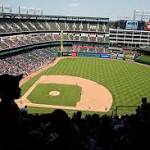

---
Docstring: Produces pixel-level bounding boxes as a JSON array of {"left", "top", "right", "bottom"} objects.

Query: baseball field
[{"left": 20, "top": 57, "right": 150, "bottom": 115}]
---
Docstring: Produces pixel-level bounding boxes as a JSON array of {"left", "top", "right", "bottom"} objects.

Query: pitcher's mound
[{"left": 49, "top": 91, "right": 60, "bottom": 96}]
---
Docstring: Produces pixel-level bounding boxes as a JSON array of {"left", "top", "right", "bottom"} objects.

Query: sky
[{"left": 0, "top": 0, "right": 150, "bottom": 20}]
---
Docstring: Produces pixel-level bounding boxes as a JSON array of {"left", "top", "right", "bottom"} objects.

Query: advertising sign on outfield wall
[
  {"left": 72, "top": 52, "right": 77, "bottom": 57},
  {"left": 62, "top": 52, "right": 72, "bottom": 56},
  {"left": 78, "top": 52, "right": 101, "bottom": 58},
  {"left": 126, "top": 20, "right": 138, "bottom": 30},
  {"left": 100, "top": 53, "right": 111, "bottom": 58}
]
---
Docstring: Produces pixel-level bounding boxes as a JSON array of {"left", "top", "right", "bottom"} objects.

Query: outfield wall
[{"left": 58, "top": 51, "right": 111, "bottom": 58}]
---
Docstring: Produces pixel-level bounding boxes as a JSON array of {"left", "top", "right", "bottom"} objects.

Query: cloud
[{"left": 68, "top": 3, "right": 79, "bottom": 7}]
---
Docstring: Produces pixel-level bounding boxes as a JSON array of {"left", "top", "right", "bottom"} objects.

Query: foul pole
[{"left": 60, "top": 30, "right": 64, "bottom": 52}]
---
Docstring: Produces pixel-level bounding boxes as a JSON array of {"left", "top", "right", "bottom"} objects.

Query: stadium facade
[
  {"left": 109, "top": 28, "right": 150, "bottom": 48},
  {"left": 109, "top": 18, "right": 150, "bottom": 51},
  {"left": 0, "top": 12, "right": 110, "bottom": 57},
  {"left": 0, "top": 10, "right": 150, "bottom": 71}
]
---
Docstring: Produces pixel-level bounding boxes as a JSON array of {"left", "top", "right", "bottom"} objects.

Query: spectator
[
  {"left": 20, "top": 105, "right": 28, "bottom": 116},
  {"left": 0, "top": 74, "right": 23, "bottom": 120},
  {"left": 0, "top": 74, "right": 26, "bottom": 150},
  {"left": 0, "top": 74, "right": 150, "bottom": 150}
]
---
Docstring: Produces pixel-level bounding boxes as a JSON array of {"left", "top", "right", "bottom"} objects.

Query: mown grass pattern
[
  {"left": 27, "top": 83, "right": 81, "bottom": 106},
  {"left": 21, "top": 58, "right": 150, "bottom": 113}
]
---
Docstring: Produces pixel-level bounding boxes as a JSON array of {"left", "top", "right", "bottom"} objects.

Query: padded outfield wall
[{"left": 58, "top": 51, "right": 111, "bottom": 58}]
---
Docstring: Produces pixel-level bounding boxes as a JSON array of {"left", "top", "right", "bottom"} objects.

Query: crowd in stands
[
  {"left": 0, "top": 19, "right": 108, "bottom": 52},
  {"left": 71, "top": 45, "right": 108, "bottom": 53},
  {"left": 0, "top": 73, "right": 150, "bottom": 150},
  {"left": 0, "top": 19, "right": 108, "bottom": 34},
  {"left": 0, "top": 44, "right": 111, "bottom": 77},
  {"left": 0, "top": 33, "right": 107, "bottom": 51},
  {"left": 0, "top": 34, "right": 54, "bottom": 51},
  {"left": 0, "top": 47, "right": 57, "bottom": 76},
  {"left": 58, "top": 45, "right": 108, "bottom": 53}
]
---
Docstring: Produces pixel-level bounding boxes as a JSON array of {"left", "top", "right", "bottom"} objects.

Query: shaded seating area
[{"left": 0, "top": 74, "right": 150, "bottom": 150}]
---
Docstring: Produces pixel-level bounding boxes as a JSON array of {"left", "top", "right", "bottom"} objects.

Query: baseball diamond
[
  {"left": 20, "top": 75, "right": 113, "bottom": 112},
  {"left": 18, "top": 57, "right": 150, "bottom": 113}
]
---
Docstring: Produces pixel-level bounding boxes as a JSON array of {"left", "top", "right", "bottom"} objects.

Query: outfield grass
[
  {"left": 21, "top": 57, "right": 150, "bottom": 114},
  {"left": 27, "top": 83, "right": 81, "bottom": 106}
]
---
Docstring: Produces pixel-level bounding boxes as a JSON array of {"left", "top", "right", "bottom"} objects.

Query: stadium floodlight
[
  {"left": 35, "top": 8, "right": 43, "bottom": 15},
  {"left": 0, "top": 4, "right": 3, "bottom": 13},
  {"left": 0, "top": 4, "right": 12, "bottom": 13},
  {"left": 3, "top": 4, "right": 12, "bottom": 13},
  {"left": 28, "top": 7, "right": 36, "bottom": 15},
  {"left": 133, "top": 10, "right": 150, "bottom": 21},
  {"left": 19, "top": 6, "right": 29, "bottom": 14},
  {"left": 18, "top": 6, "right": 43, "bottom": 15}
]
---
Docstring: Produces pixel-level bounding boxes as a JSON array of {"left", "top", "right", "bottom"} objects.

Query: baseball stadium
[
  {"left": 0, "top": 6, "right": 150, "bottom": 115},
  {"left": 0, "top": 1, "right": 150, "bottom": 149}
]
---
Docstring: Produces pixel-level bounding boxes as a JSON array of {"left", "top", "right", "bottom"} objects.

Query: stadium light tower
[
  {"left": 28, "top": 8, "right": 36, "bottom": 15},
  {"left": 0, "top": 4, "right": 12, "bottom": 13},
  {"left": 0, "top": 4, "right": 3, "bottom": 13},
  {"left": 18, "top": 6, "right": 43, "bottom": 15},
  {"left": 35, "top": 8, "right": 43, "bottom": 15},
  {"left": 18, "top": 6, "right": 28, "bottom": 14},
  {"left": 133, "top": 10, "right": 150, "bottom": 21}
]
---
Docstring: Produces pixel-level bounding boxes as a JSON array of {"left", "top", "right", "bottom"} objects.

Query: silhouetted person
[
  {"left": 0, "top": 74, "right": 24, "bottom": 150},
  {"left": 20, "top": 105, "right": 28, "bottom": 116},
  {"left": 141, "top": 97, "right": 147, "bottom": 107},
  {"left": 49, "top": 109, "right": 82, "bottom": 150},
  {"left": 139, "top": 97, "right": 150, "bottom": 121},
  {"left": 0, "top": 74, "right": 23, "bottom": 120}
]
